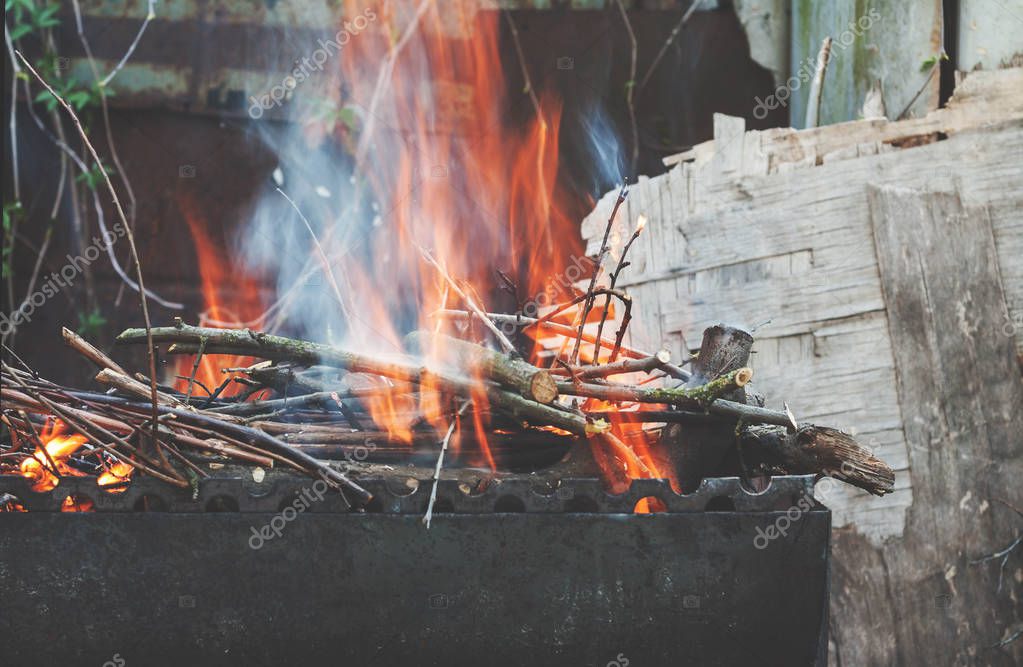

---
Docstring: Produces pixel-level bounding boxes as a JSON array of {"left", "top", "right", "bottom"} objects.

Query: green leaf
[
  {"left": 76, "top": 308, "right": 108, "bottom": 339},
  {"left": 9, "top": 23, "right": 33, "bottom": 40},
  {"left": 67, "top": 90, "right": 90, "bottom": 109}
]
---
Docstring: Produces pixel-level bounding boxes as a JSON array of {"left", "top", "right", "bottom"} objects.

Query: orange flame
[
  {"left": 20, "top": 420, "right": 88, "bottom": 492},
  {"left": 175, "top": 5, "right": 668, "bottom": 493},
  {"left": 322, "top": 3, "right": 580, "bottom": 465},
  {"left": 97, "top": 460, "right": 134, "bottom": 493},
  {"left": 174, "top": 194, "right": 267, "bottom": 398}
]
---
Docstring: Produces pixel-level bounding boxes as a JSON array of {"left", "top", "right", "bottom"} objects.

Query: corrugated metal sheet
[{"left": 59, "top": 0, "right": 713, "bottom": 117}]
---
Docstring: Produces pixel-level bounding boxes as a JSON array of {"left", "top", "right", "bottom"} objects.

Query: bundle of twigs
[{"left": 0, "top": 183, "right": 896, "bottom": 508}]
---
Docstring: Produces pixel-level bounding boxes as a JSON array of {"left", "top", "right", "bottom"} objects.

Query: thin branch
[
  {"left": 70, "top": 0, "right": 140, "bottom": 224},
  {"left": 898, "top": 50, "right": 945, "bottom": 121},
  {"left": 424, "top": 400, "right": 470, "bottom": 529},
  {"left": 418, "top": 246, "right": 516, "bottom": 354},
  {"left": 14, "top": 76, "right": 182, "bottom": 308},
  {"left": 354, "top": 0, "right": 434, "bottom": 164},
  {"left": 637, "top": 0, "right": 699, "bottom": 94},
  {"left": 614, "top": 0, "right": 639, "bottom": 172},
  {"left": 184, "top": 336, "right": 207, "bottom": 403},
  {"left": 99, "top": 0, "right": 157, "bottom": 88},
  {"left": 276, "top": 187, "right": 352, "bottom": 322},
  {"left": 805, "top": 36, "right": 833, "bottom": 128},
  {"left": 570, "top": 186, "right": 628, "bottom": 364},
  {"left": 597, "top": 214, "right": 644, "bottom": 362},
  {"left": 4, "top": 25, "right": 20, "bottom": 202},
  {"left": 16, "top": 51, "right": 166, "bottom": 468},
  {"left": 502, "top": 11, "right": 542, "bottom": 120}
]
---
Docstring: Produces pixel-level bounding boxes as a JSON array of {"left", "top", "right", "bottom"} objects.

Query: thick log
[
  {"left": 405, "top": 331, "right": 558, "bottom": 403},
  {"left": 662, "top": 324, "right": 757, "bottom": 492},
  {"left": 685, "top": 323, "right": 755, "bottom": 395},
  {"left": 739, "top": 424, "right": 895, "bottom": 496}
]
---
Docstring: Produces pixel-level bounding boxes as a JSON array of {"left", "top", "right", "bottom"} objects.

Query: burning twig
[
  {"left": 405, "top": 331, "right": 558, "bottom": 404},
  {"left": 434, "top": 309, "right": 655, "bottom": 363},
  {"left": 418, "top": 247, "right": 517, "bottom": 354},
  {"left": 424, "top": 400, "right": 471, "bottom": 529},
  {"left": 18, "top": 410, "right": 61, "bottom": 480},
  {"left": 595, "top": 214, "right": 645, "bottom": 362},
  {"left": 570, "top": 186, "right": 628, "bottom": 365},
  {"left": 2, "top": 370, "right": 188, "bottom": 488}
]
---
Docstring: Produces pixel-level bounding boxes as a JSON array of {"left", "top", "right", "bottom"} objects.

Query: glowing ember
[
  {"left": 61, "top": 495, "right": 94, "bottom": 512},
  {"left": 97, "top": 461, "right": 134, "bottom": 493},
  {"left": 20, "top": 421, "right": 88, "bottom": 492}
]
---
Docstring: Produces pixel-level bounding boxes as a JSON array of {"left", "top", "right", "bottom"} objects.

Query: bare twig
[
  {"left": 69, "top": 0, "right": 139, "bottom": 225},
  {"left": 418, "top": 246, "right": 516, "bottom": 354},
  {"left": 183, "top": 336, "right": 207, "bottom": 403},
  {"left": 98, "top": 0, "right": 157, "bottom": 87},
  {"left": 614, "top": 0, "right": 639, "bottom": 172},
  {"left": 637, "top": 0, "right": 699, "bottom": 94},
  {"left": 550, "top": 351, "right": 670, "bottom": 380},
  {"left": 16, "top": 51, "right": 166, "bottom": 468},
  {"left": 4, "top": 26, "right": 20, "bottom": 202},
  {"left": 805, "top": 37, "right": 833, "bottom": 128},
  {"left": 570, "top": 186, "right": 628, "bottom": 364},
  {"left": 597, "top": 214, "right": 645, "bottom": 362},
  {"left": 61, "top": 327, "right": 128, "bottom": 375},
  {"left": 898, "top": 50, "right": 945, "bottom": 120},
  {"left": 434, "top": 309, "right": 661, "bottom": 363},
  {"left": 276, "top": 187, "right": 352, "bottom": 322},
  {"left": 424, "top": 400, "right": 470, "bottom": 529}
]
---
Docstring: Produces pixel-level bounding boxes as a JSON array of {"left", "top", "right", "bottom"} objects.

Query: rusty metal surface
[
  {"left": 53, "top": 1, "right": 717, "bottom": 117},
  {"left": 0, "top": 471, "right": 817, "bottom": 513},
  {"left": 0, "top": 497, "right": 829, "bottom": 666}
]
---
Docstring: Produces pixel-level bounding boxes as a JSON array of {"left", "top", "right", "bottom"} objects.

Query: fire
[
  {"left": 16, "top": 420, "right": 133, "bottom": 508},
  {"left": 324, "top": 3, "right": 579, "bottom": 464},
  {"left": 20, "top": 420, "right": 88, "bottom": 492},
  {"left": 175, "top": 4, "right": 664, "bottom": 494},
  {"left": 174, "top": 194, "right": 267, "bottom": 399},
  {"left": 97, "top": 461, "right": 134, "bottom": 493}
]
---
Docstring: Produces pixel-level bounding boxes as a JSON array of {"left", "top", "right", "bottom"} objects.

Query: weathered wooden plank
[
  {"left": 839, "top": 184, "right": 1023, "bottom": 665},
  {"left": 661, "top": 68, "right": 1023, "bottom": 169}
]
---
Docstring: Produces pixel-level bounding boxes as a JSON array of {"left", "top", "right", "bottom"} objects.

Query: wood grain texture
[
  {"left": 580, "top": 67, "right": 1023, "bottom": 665},
  {"left": 852, "top": 184, "right": 1023, "bottom": 666}
]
